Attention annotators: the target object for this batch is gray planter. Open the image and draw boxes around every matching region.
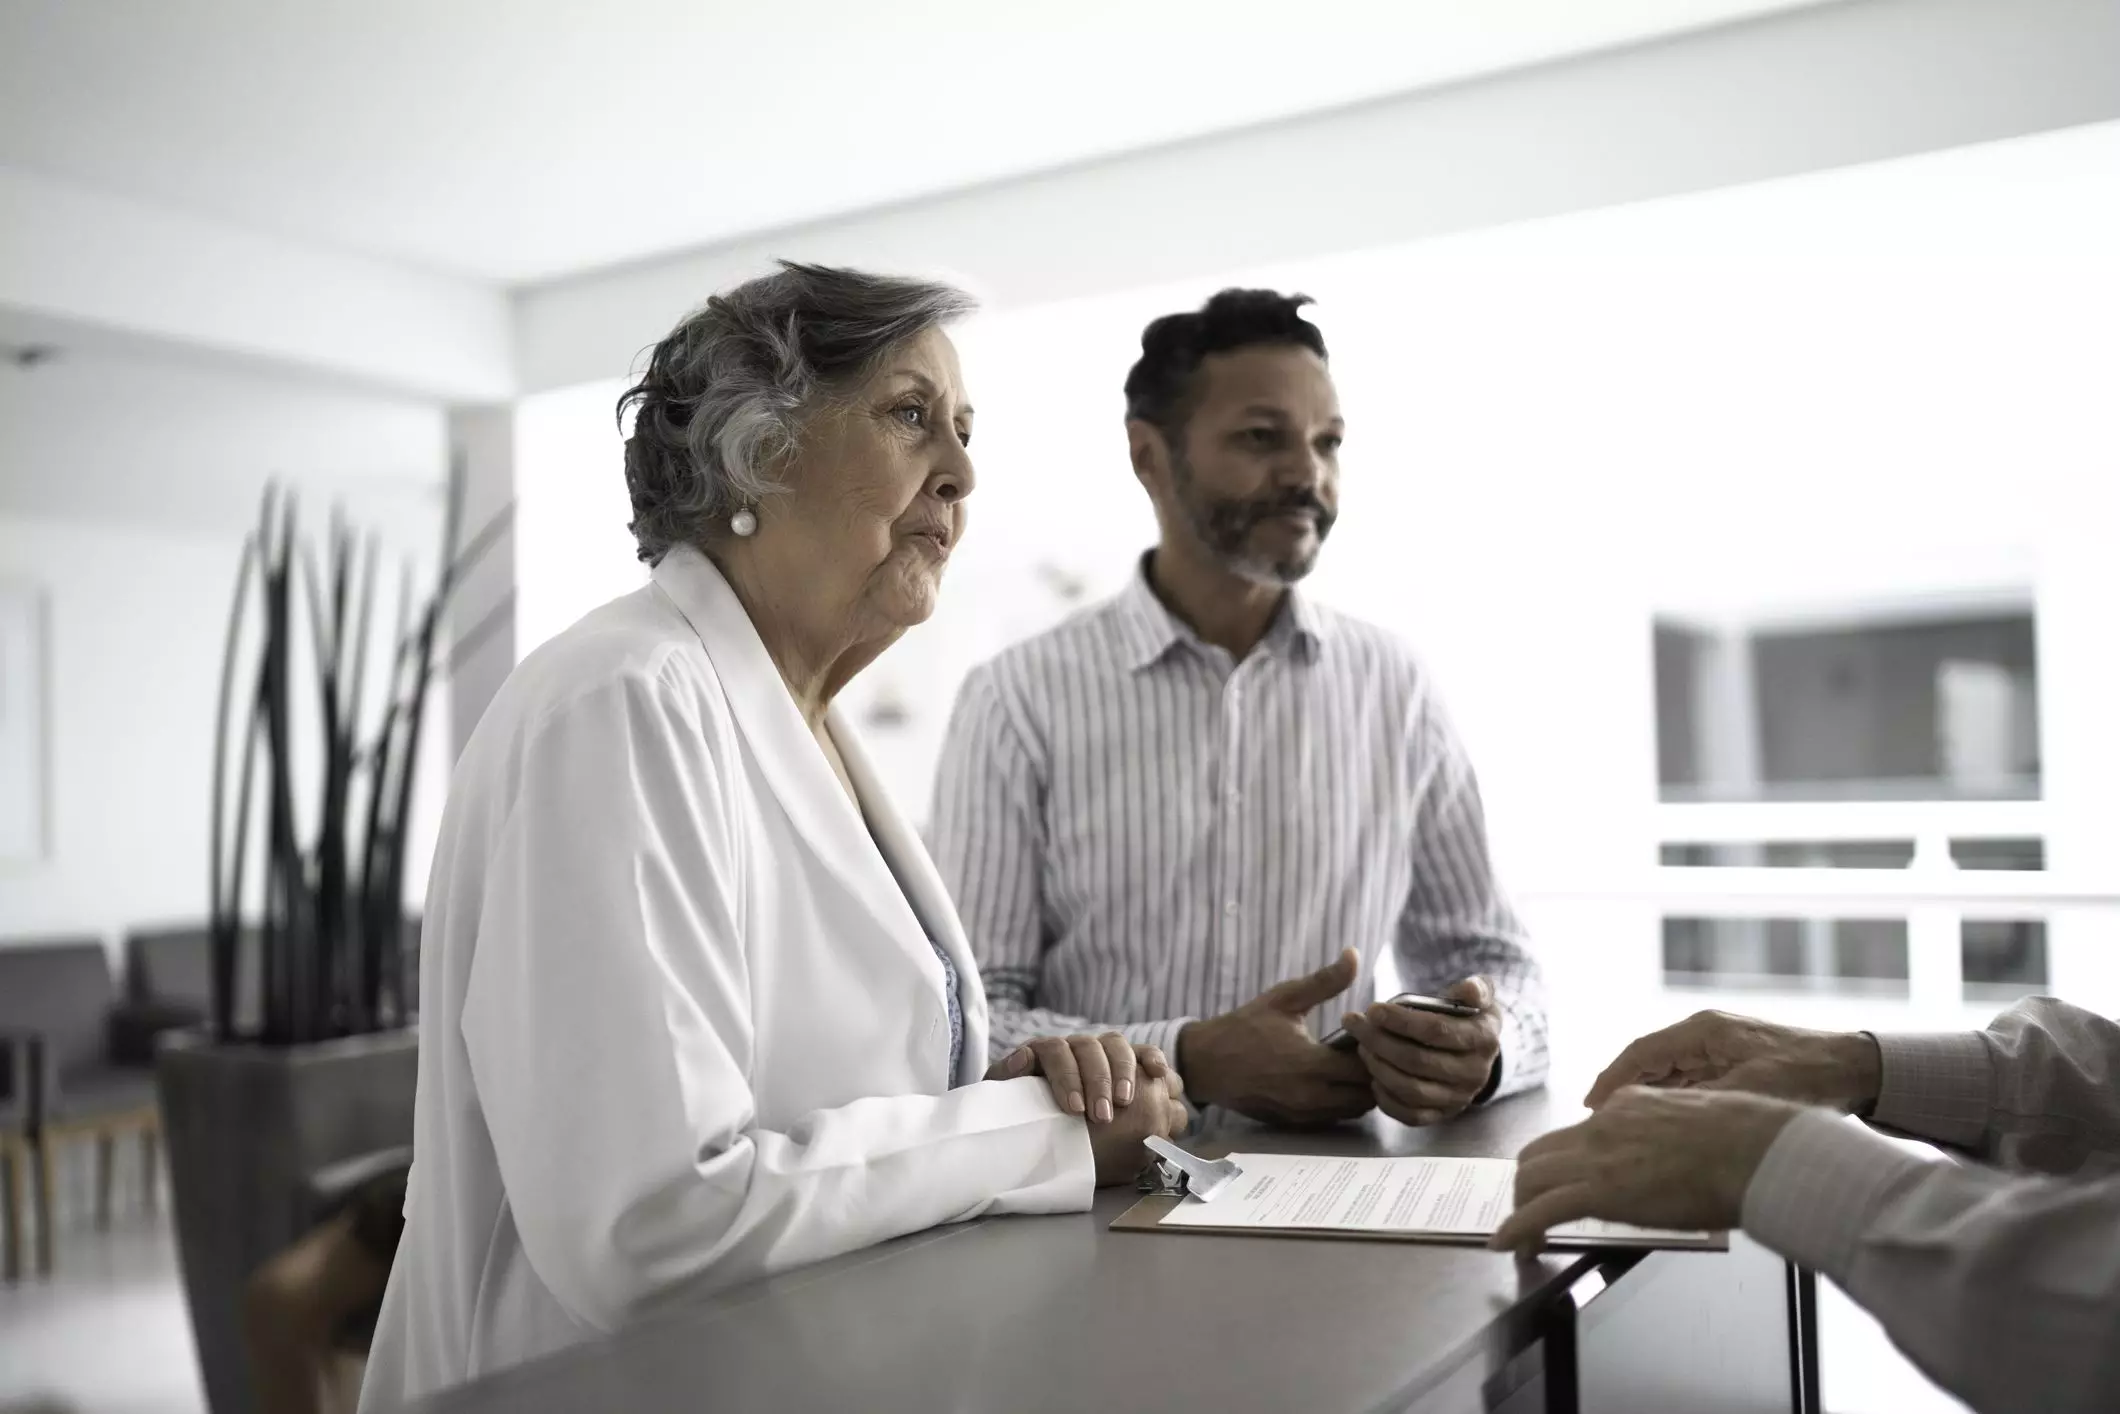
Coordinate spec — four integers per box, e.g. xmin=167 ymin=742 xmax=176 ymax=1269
xmin=157 ymin=1028 xmax=417 ymax=1414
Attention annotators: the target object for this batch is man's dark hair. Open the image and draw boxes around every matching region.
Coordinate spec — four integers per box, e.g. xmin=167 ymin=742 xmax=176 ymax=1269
xmin=1122 ymin=288 xmax=1328 ymax=439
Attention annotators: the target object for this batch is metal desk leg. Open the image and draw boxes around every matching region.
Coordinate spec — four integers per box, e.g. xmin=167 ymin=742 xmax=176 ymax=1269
xmin=1788 ymin=1265 xmax=1823 ymax=1414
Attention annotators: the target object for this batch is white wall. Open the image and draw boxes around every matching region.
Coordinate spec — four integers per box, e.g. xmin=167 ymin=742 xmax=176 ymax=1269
xmin=513 ymin=380 xmax=645 ymax=659
xmin=446 ymin=404 xmax=521 ymax=759
xmin=0 ymin=349 xmax=450 ymax=950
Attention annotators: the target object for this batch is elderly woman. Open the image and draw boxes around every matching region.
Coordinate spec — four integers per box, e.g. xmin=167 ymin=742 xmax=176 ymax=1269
xmin=357 ymin=264 xmax=1188 ymax=1408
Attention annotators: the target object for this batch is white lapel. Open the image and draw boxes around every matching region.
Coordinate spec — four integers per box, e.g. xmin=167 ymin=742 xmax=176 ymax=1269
xmin=830 ymin=718 xmax=990 ymax=1086
xmin=648 ymin=547 xmax=940 ymax=995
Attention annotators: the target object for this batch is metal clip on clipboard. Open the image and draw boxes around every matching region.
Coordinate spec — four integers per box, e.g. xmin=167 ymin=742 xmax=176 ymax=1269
xmin=1135 ymin=1136 xmax=1245 ymax=1203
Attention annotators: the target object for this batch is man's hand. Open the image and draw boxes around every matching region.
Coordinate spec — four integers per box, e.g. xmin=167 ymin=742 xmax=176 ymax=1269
xmin=1086 ymin=1068 xmax=1191 ymax=1187
xmin=1177 ymin=949 xmax=1374 ymax=1126
xmin=1583 ymin=1010 xmax=1882 ymax=1112
xmin=1490 ymin=1085 xmax=1803 ymax=1251
xmin=1338 ymin=976 xmax=1502 ymax=1127
xmin=988 ymin=1033 xmax=1172 ymax=1123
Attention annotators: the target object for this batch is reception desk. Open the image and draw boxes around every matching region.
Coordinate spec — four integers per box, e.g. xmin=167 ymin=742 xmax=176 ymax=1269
xmin=410 ymin=1093 xmax=1818 ymax=1413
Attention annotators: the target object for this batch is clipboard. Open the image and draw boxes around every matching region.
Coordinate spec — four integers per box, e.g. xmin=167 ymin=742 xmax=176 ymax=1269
xmin=1110 ymin=1149 xmax=1728 ymax=1252
xmin=1111 ymin=1197 xmax=1726 ymax=1250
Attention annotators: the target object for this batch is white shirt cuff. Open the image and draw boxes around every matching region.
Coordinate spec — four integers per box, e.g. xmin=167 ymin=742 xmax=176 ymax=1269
xmin=1130 ymin=1017 xmax=1195 ymax=1062
xmin=1741 ymin=1108 xmax=1933 ymax=1282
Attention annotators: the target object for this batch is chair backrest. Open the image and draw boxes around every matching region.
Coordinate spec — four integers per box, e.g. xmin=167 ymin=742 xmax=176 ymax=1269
xmin=0 ymin=938 xmax=116 ymax=1077
xmin=125 ymin=925 xmax=214 ymax=1008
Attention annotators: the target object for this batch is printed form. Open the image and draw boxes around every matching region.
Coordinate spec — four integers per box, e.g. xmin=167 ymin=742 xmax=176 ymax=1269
xmin=1156 ymin=1154 xmax=1719 ymax=1250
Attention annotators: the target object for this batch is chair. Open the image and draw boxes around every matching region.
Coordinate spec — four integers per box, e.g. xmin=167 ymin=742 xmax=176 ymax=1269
xmin=1 ymin=1019 xmax=50 ymax=1282
xmin=125 ymin=925 xmax=217 ymax=1012
xmin=0 ymin=939 xmax=184 ymax=1278
xmin=125 ymin=923 xmax=257 ymax=1035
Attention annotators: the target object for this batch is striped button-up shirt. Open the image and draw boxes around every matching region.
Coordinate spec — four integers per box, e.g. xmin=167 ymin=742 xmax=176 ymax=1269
xmin=929 ymin=559 xmax=1549 ymax=1100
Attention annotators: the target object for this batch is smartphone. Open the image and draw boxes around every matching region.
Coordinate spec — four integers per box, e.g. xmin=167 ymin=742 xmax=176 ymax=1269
xmin=1321 ymin=992 xmax=1483 ymax=1051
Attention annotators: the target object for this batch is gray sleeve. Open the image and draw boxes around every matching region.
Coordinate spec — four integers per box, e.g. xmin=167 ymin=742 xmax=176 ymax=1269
xmin=1391 ymin=683 xmax=1547 ymax=1098
xmin=1870 ymin=997 xmax=2120 ymax=1175
xmin=1745 ymin=1109 xmax=2120 ymax=1414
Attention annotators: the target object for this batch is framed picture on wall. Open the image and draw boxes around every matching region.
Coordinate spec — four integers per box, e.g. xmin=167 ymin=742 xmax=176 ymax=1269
xmin=0 ymin=581 xmax=48 ymax=864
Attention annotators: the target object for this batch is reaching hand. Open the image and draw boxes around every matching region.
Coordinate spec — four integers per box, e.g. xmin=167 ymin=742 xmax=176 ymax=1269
xmin=987 ymin=1033 xmax=1172 ymax=1123
xmin=1583 ymin=1010 xmax=1882 ymax=1112
xmin=1338 ymin=976 xmax=1501 ymax=1127
xmin=1490 ymin=1085 xmax=1802 ymax=1251
xmin=1177 ymin=949 xmax=1374 ymax=1127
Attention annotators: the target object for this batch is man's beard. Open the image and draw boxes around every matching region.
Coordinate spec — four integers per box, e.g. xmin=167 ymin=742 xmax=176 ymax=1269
xmin=1171 ymin=448 xmax=1335 ymax=587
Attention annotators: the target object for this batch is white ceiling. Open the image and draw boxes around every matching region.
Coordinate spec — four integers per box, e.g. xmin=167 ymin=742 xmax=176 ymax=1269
xmin=0 ymin=0 xmax=1831 ymax=284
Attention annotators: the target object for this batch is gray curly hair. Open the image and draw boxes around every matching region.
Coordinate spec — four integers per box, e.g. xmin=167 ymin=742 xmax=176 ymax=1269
xmin=616 ymin=261 xmax=977 ymax=565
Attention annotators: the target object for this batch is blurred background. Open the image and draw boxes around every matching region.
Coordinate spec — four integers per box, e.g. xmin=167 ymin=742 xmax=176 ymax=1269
xmin=2 ymin=2 xmax=2116 ymax=1411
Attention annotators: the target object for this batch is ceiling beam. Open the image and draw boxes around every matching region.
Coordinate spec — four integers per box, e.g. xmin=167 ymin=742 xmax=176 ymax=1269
xmin=515 ymin=0 xmax=2120 ymax=393
xmin=0 ymin=166 xmax=513 ymax=402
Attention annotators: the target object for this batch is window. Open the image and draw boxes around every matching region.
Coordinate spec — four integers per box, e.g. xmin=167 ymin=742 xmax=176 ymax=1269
xmin=1651 ymin=605 xmax=2048 ymax=997
xmin=1655 ymin=610 xmax=2039 ymax=804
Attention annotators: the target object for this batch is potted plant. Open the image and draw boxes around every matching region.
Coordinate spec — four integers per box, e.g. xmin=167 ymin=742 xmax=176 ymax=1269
xmin=157 ymin=468 xmax=502 ymax=1414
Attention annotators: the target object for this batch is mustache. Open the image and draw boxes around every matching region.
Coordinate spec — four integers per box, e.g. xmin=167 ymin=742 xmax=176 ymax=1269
xmin=1227 ymin=489 xmax=1332 ymax=530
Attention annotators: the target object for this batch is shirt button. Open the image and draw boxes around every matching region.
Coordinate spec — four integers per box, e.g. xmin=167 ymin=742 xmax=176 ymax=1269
xmin=1226 ymin=786 xmax=1241 ymax=803
xmin=1224 ymin=899 xmax=1240 ymax=917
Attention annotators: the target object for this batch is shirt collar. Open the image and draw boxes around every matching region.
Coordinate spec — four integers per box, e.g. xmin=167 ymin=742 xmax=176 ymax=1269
xmin=1111 ymin=553 xmax=1325 ymax=671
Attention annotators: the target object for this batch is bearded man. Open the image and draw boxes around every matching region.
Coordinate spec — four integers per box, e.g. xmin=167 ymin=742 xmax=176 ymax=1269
xmin=931 ymin=289 xmax=1548 ymax=1130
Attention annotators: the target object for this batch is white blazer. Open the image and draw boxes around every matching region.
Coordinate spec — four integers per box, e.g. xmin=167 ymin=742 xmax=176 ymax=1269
xmin=358 ymin=546 xmax=1093 ymax=1408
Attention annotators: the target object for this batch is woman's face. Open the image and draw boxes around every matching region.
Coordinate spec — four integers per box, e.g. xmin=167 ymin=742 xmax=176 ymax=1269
xmin=743 ymin=326 xmax=975 ymax=639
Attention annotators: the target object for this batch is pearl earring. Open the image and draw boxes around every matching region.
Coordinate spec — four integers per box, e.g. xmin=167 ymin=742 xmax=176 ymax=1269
xmin=729 ymin=506 xmax=758 ymax=537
